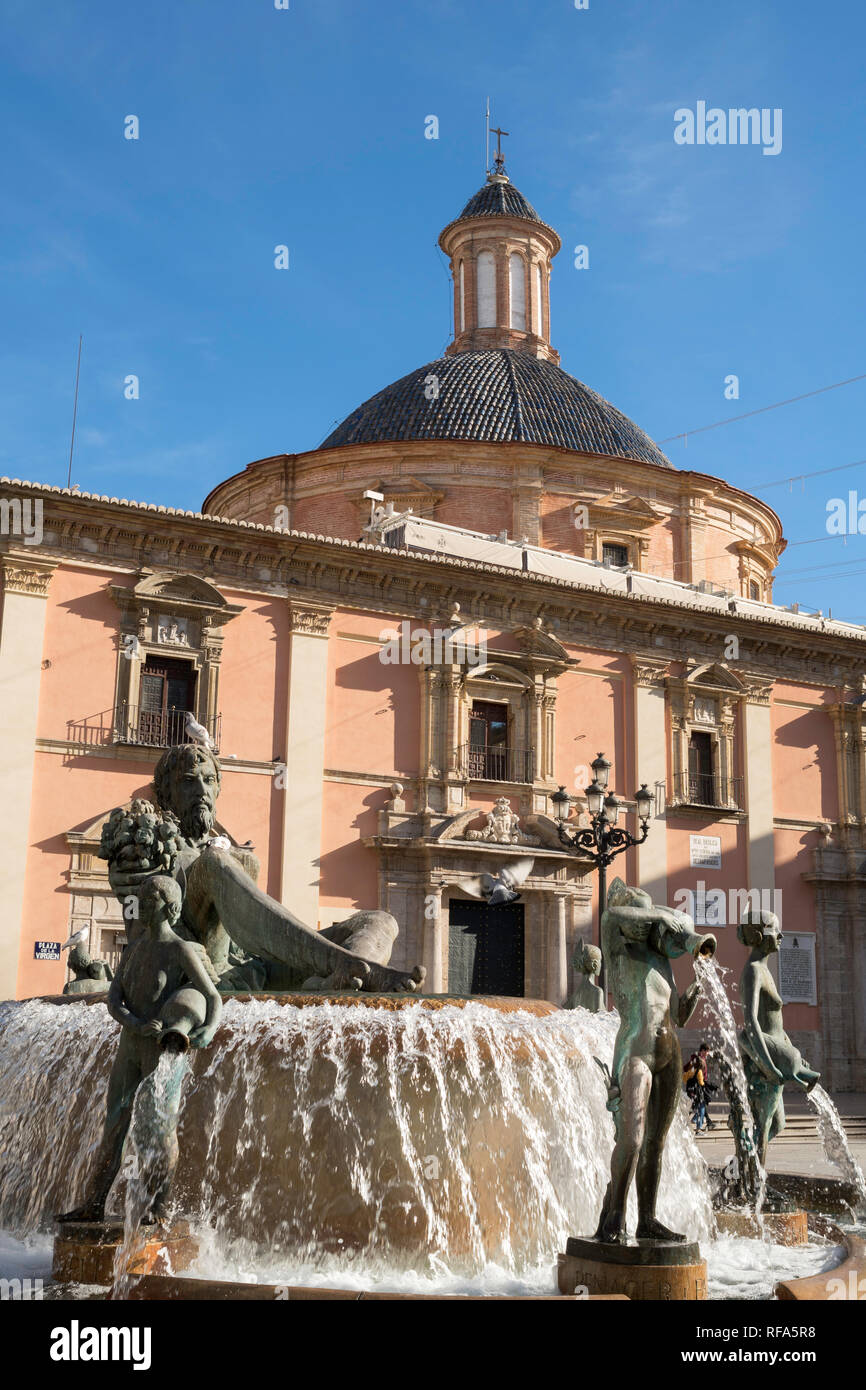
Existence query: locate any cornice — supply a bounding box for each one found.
[0,477,859,685]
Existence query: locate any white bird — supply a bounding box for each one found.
[445,857,535,906]
[61,925,90,953]
[183,711,213,748]
[205,835,232,852]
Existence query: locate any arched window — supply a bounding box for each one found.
[534,263,544,335]
[458,260,465,332]
[509,253,526,330]
[476,251,496,328]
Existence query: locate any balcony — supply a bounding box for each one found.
[458,742,535,784]
[670,771,742,810]
[68,704,221,753]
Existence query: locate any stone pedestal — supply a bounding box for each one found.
[715,1208,809,1246]
[558,1236,707,1301]
[52,1220,197,1286]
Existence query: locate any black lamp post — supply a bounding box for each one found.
[551,753,654,994]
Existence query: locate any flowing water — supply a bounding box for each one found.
[694,961,866,1218]
[694,958,767,1212]
[112,1048,189,1298]
[807,1085,866,1212]
[0,995,713,1285]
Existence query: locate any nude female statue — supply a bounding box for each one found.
[738,910,820,1165]
[594,879,716,1245]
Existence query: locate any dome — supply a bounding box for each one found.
[454,178,545,226]
[437,175,561,252]
[317,349,673,468]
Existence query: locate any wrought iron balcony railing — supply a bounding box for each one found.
[457,742,535,784]
[670,771,742,810]
[68,704,221,753]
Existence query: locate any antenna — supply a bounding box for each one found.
[67,334,83,489]
[485,97,490,176]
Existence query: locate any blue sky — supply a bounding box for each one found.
[2,0,865,619]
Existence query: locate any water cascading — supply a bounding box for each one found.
[0,995,713,1286]
[694,957,768,1207]
[807,1085,866,1210]
[113,1047,188,1296]
[695,958,866,1216]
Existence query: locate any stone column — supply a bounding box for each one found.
[546,893,569,1004]
[742,679,775,901]
[631,658,669,905]
[279,601,334,925]
[423,882,445,993]
[0,556,56,999]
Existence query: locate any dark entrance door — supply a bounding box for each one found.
[447,900,525,997]
[138,657,197,745]
[688,731,714,804]
[468,700,508,780]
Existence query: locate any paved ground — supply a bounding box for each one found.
[694,1091,866,1180]
[696,1135,866,1179]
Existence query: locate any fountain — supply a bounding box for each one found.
[0,992,715,1295]
[0,746,862,1302]
[697,909,866,1249]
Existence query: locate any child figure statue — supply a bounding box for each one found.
[594,878,716,1245]
[564,941,605,1013]
[738,909,820,1165]
[58,875,222,1226]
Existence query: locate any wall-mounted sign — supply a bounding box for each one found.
[778,931,817,1006]
[34,941,61,961]
[689,834,722,870]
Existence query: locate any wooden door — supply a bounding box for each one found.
[468,700,508,780]
[448,901,525,997]
[138,657,196,745]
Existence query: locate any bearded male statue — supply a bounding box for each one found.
[103,744,425,994]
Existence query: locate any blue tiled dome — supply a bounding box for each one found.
[318,350,673,468]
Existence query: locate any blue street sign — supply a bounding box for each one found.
[34,941,61,961]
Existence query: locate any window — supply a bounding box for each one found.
[688,731,715,804]
[469,700,508,779]
[602,542,629,568]
[137,656,197,745]
[534,263,543,334]
[458,260,465,332]
[476,251,496,328]
[749,580,760,601]
[509,253,526,330]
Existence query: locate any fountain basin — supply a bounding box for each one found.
[53,1220,197,1285]
[0,992,713,1285]
[715,1209,809,1246]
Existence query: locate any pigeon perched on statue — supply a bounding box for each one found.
[60,925,91,953]
[205,835,232,852]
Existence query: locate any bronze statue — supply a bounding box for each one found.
[564,941,604,1013]
[63,943,114,996]
[737,909,820,1165]
[594,879,716,1244]
[58,876,223,1224]
[100,746,425,994]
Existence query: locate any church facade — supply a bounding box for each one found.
[2,164,864,1089]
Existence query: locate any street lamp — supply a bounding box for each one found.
[551,757,654,993]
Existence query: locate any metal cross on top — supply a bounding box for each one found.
[490,126,509,174]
